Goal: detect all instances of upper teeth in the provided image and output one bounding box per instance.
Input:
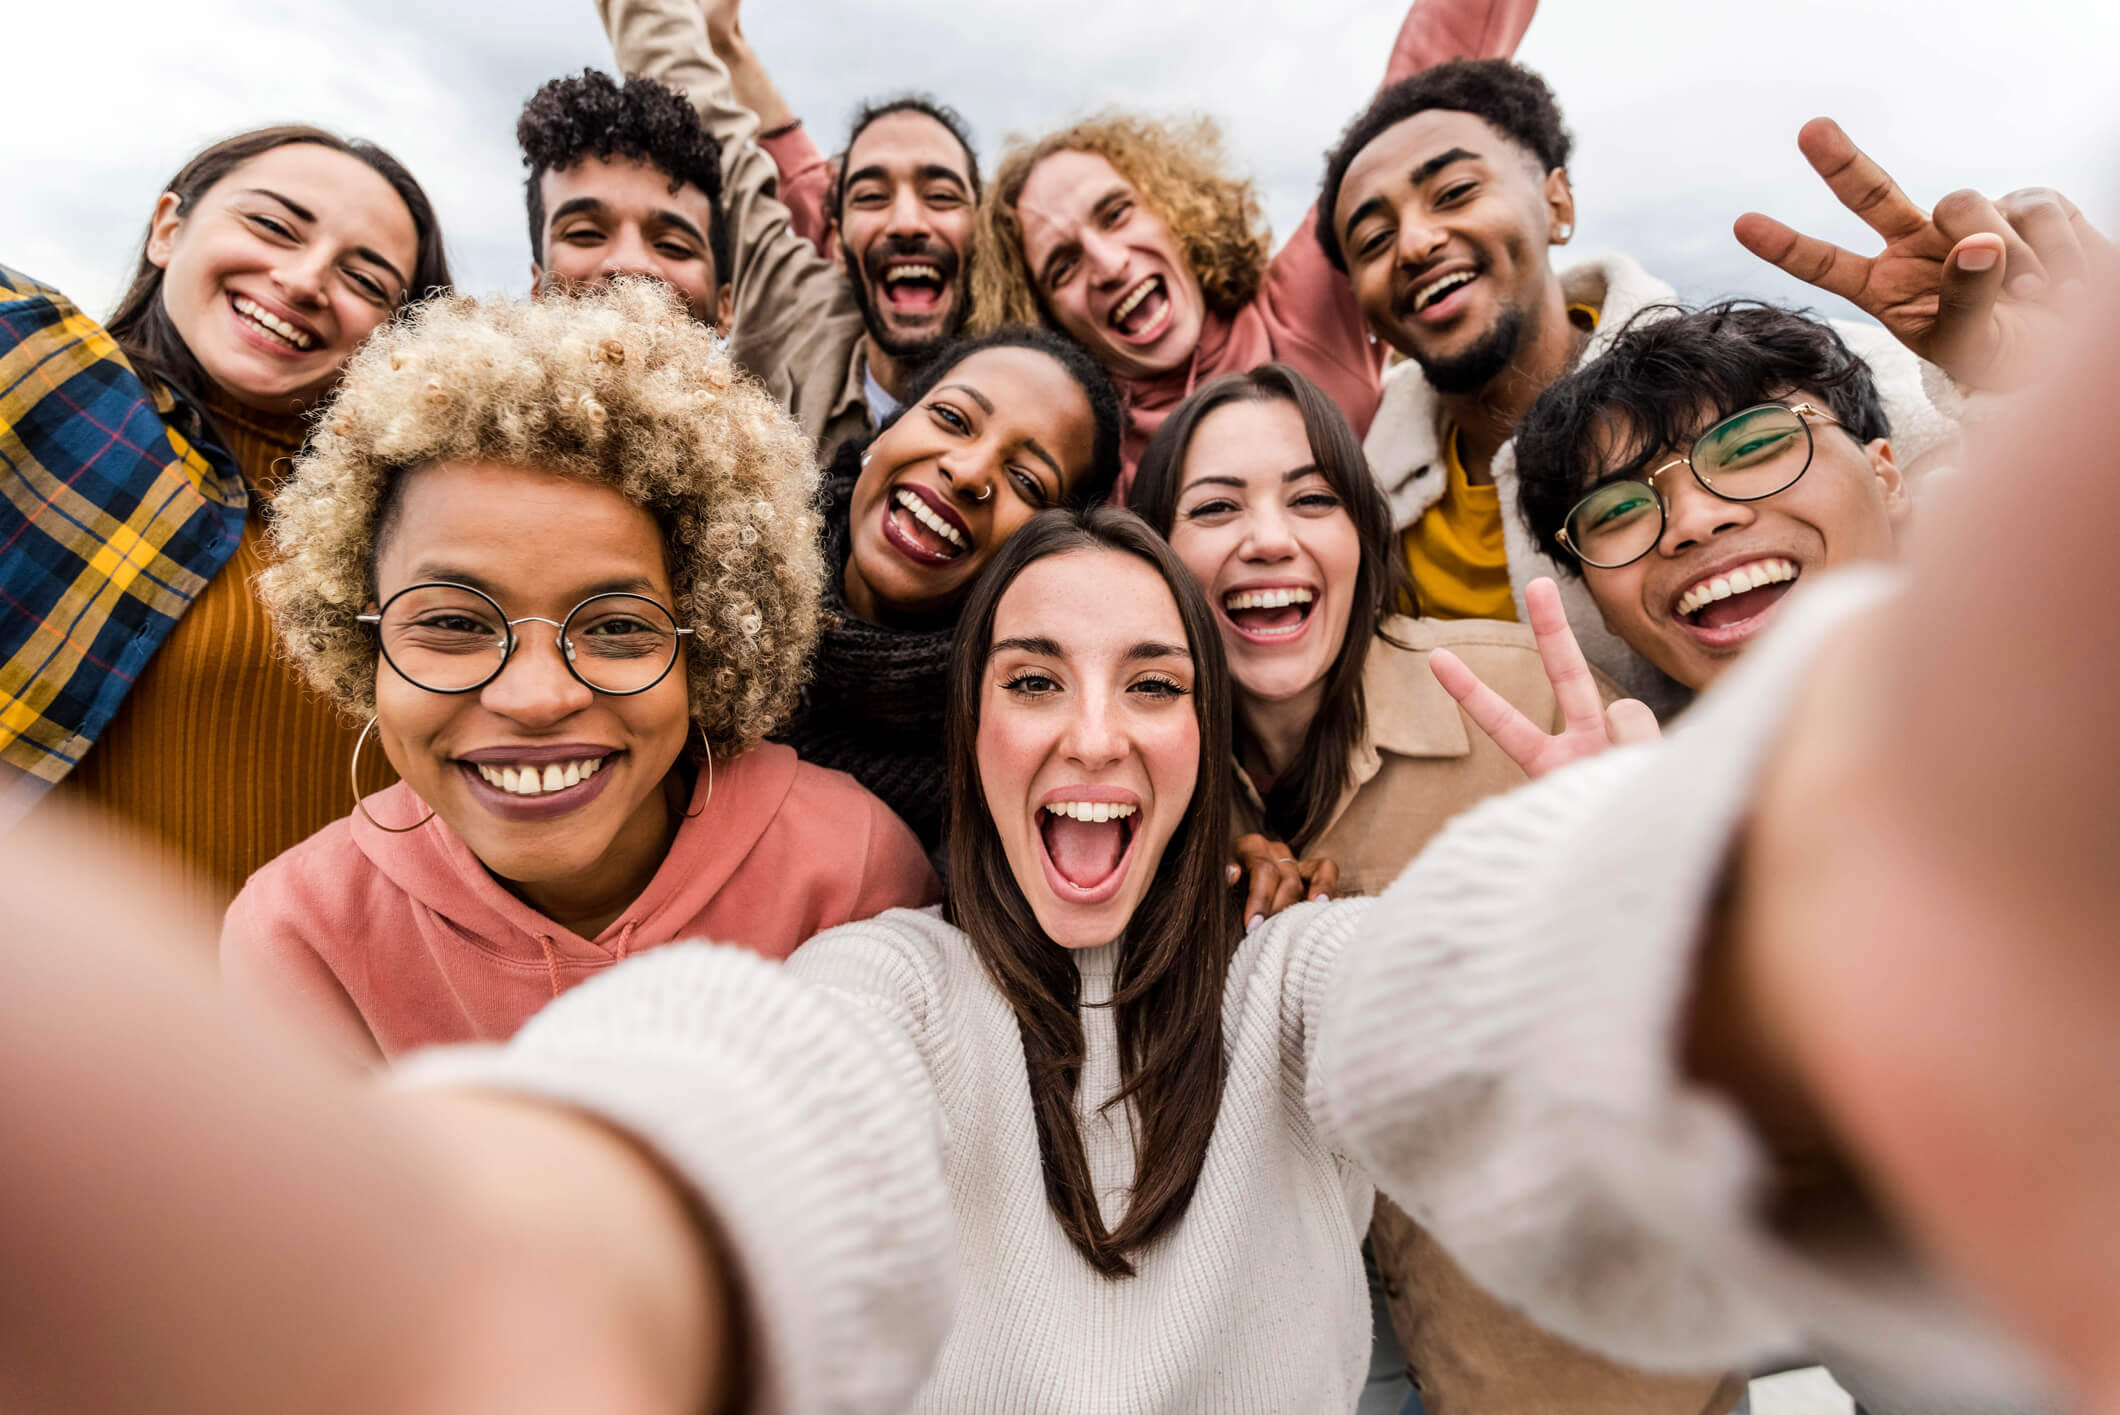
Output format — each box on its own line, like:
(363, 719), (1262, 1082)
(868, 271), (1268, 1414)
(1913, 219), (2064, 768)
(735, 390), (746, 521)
(233, 294), (316, 350)
(474, 756), (606, 796)
(1413, 270), (1475, 311)
(1044, 801), (1137, 822)
(1111, 276), (1160, 325)
(1223, 587), (1314, 611)
(886, 264), (941, 283)
(1675, 558), (1798, 618)
(895, 488), (968, 548)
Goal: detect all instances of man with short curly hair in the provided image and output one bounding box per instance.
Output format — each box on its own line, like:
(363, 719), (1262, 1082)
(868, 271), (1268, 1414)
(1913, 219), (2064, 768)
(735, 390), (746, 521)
(519, 68), (735, 332)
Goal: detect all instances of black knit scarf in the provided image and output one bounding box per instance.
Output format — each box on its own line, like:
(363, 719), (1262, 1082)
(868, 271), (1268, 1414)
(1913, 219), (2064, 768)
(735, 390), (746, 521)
(773, 451), (958, 853)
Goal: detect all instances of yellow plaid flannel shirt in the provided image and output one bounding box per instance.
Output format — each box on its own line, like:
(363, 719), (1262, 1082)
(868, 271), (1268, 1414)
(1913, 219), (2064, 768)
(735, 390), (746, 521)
(0, 264), (247, 825)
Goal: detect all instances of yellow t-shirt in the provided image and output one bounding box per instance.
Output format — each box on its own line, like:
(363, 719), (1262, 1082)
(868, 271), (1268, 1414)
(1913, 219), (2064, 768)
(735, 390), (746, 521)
(1400, 303), (1602, 621)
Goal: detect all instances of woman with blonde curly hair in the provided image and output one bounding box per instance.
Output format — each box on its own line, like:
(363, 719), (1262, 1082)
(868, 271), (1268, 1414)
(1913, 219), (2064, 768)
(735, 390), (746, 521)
(969, 0), (1534, 497)
(220, 282), (937, 1064)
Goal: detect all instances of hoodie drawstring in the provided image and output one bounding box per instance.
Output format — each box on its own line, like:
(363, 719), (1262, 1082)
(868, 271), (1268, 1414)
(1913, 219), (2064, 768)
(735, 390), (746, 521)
(536, 933), (562, 1000)
(616, 920), (638, 962)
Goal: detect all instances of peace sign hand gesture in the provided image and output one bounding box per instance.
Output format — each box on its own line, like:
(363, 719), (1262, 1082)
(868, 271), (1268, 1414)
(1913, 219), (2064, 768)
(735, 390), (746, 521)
(1734, 118), (2111, 391)
(1429, 578), (1661, 782)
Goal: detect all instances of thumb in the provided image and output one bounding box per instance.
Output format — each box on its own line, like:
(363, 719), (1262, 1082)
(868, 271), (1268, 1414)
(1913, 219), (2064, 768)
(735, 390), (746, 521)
(1605, 697), (1662, 747)
(1932, 233), (2009, 386)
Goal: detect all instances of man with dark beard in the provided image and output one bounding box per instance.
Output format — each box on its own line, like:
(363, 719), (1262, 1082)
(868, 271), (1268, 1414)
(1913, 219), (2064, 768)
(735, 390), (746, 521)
(590, 0), (978, 464)
(1316, 61), (1954, 653)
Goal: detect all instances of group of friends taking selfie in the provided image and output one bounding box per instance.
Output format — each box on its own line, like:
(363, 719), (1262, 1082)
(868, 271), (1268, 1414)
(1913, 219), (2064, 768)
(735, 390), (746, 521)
(3, 0), (2116, 1412)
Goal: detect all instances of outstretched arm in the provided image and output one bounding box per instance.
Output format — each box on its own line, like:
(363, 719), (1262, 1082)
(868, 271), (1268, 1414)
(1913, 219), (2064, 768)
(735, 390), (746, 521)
(1383, 0), (1537, 88)
(700, 0), (836, 252)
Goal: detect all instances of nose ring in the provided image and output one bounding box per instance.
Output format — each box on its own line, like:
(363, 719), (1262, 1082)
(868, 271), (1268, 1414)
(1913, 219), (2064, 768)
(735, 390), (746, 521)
(971, 484), (993, 503)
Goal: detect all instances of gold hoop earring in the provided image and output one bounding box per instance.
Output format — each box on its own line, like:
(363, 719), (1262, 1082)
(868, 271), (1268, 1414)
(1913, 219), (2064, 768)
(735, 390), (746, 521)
(683, 722), (715, 820)
(351, 716), (434, 833)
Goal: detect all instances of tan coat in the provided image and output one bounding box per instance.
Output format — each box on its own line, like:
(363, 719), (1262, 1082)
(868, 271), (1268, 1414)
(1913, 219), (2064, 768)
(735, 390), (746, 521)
(1236, 617), (1743, 1415)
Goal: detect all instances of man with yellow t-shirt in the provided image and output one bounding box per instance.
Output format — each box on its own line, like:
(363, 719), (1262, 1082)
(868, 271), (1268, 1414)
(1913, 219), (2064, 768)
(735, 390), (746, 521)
(1316, 58), (1949, 709)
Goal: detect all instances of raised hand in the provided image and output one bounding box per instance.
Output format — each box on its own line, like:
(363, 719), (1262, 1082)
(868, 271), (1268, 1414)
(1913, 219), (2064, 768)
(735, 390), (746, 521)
(1229, 833), (1339, 929)
(699, 0), (743, 50)
(1429, 577), (1660, 780)
(1734, 118), (2111, 391)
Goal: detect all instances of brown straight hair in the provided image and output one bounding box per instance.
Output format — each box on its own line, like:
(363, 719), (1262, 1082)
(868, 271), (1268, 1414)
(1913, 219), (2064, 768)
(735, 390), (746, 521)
(1131, 364), (1412, 853)
(105, 125), (453, 412)
(943, 506), (1240, 1278)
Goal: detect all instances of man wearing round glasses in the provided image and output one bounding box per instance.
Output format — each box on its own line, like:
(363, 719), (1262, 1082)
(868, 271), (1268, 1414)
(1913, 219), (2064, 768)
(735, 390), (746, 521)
(1515, 300), (1910, 695)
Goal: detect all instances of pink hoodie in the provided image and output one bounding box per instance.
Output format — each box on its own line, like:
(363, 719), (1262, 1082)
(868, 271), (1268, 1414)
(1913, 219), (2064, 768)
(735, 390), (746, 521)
(221, 742), (937, 1062)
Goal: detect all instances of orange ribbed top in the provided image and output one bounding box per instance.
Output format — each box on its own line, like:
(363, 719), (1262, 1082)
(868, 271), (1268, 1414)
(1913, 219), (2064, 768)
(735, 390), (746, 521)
(58, 393), (394, 924)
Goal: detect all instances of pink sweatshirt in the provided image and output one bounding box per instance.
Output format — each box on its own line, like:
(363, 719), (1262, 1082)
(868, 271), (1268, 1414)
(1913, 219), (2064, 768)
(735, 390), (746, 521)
(221, 742), (938, 1062)
(757, 0), (1538, 501)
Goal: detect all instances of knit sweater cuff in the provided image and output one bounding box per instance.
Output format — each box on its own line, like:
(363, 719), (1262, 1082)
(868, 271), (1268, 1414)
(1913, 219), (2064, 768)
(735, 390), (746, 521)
(397, 942), (953, 1414)
(1314, 568), (2037, 1399)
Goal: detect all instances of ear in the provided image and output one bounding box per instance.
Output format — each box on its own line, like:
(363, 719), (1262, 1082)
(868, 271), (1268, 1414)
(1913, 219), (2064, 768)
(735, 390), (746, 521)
(714, 283), (734, 334)
(145, 192), (186, 270)
(529, 261), (548, 295)
(1866, 437), (1913, 530)
(1544, 168), (1576, 247)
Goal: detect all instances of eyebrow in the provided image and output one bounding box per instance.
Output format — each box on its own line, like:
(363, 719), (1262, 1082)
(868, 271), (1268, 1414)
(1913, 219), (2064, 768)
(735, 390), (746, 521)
(989, 635), (1192, 664)
(937, 382), (993, 414)
(549, 196), (706, 247)
(844, 162), (969, 193)
(1125, 641), (1190, 663)
(400, 568), (662, 603)
(1179, 463), (1323, 495)
(246, 187), (408, 290)
(1338, 149), (1479, 248)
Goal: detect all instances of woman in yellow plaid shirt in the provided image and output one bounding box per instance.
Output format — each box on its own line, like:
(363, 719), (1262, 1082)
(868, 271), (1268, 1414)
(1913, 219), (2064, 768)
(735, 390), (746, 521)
(0, 126), (450, 918)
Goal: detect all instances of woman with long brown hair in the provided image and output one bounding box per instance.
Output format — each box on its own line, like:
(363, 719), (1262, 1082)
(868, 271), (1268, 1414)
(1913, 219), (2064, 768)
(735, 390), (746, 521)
(1, 124), (452, 915)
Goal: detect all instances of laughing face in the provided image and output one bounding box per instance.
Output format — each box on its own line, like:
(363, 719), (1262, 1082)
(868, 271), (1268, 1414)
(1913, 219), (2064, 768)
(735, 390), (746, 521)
(1014, 150), (1207, 381)
(1165, 398), (1361, 712)
(1331, 109), (1572, 392)
(977, 548), (1200, 948)
(837, 109), (977, 358)
(843, 345), (1097, 622)
(147, 142), (419, 413)
(1579, 395), (1910, 690)
(370, 459), (692, 923)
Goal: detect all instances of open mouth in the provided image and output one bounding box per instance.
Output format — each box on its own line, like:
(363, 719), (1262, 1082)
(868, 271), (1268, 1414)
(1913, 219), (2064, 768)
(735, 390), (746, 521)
(1108, 274), (1172, 343)
(1395, 264), (1481, 325)
(878, 258), (951, 315)
(1674, 557), (1800, 642)
(881, 483), (972, 567)
(230, 293), (318, 352)
(1037, 798), (1140, 904)
(1220, 585), (1316, 644)
(458, 750), (618, 819)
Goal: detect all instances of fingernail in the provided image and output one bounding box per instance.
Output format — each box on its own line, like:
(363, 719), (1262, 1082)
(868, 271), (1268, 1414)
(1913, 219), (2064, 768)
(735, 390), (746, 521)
(1226, 863), (1240, 883)
(1312, 892), (1329, 903)
(1957, 245), (1998, 272)
(2007, 273), (2044, 298)
(1247, 914), (1264, 931)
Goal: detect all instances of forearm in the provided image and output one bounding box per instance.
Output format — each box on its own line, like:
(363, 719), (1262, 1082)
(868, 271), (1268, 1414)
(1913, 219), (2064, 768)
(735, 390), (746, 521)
(1384, 0), (1535, 87)
(714, 31), (795, 133)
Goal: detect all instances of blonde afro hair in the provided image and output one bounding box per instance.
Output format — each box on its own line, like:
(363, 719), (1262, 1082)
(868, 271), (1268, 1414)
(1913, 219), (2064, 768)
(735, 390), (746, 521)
(971, 113), (1270, 337)
(259, 280), (824, 755)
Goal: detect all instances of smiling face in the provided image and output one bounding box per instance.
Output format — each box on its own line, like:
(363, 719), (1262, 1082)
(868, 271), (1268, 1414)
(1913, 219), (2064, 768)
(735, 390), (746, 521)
(1165, 398), (1361, 712)
(1578, 395), (1910, 690)
(1332, 109), (1571, 390)
(534, 154), (731, 329)
(844, 345), (1097, 621)
(977, 548), (1200, 948)
(370, 459), (692, 920)
(148, 143), (419, 413)
(1014, 150), (1206, 381)
(836, 109), (977, 358)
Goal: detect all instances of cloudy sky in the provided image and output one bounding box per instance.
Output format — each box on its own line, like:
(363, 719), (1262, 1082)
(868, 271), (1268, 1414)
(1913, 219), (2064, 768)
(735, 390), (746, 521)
(9, 0), (2116, 324)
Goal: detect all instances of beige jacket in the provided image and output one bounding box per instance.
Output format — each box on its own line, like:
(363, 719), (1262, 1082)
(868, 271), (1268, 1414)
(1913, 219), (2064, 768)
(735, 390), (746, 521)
(1236, 616), (1741, 1415)
(600, 0), (876, 466)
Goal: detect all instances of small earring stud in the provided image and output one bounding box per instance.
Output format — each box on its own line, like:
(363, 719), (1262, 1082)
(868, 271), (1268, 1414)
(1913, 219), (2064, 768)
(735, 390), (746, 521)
(1555, 224), (1572, 240)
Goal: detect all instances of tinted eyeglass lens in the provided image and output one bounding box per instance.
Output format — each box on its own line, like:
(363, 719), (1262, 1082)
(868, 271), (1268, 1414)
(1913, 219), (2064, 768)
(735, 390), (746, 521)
(377, 585), (507, 692)
(562, 595), (683, 694)
(1566, 479), (1664, 567)
(1694, 404), (1811, 497)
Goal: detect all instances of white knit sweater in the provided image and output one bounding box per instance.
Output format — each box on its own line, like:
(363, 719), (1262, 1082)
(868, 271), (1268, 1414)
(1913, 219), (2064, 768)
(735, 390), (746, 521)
(407, 571), (2043, 1415)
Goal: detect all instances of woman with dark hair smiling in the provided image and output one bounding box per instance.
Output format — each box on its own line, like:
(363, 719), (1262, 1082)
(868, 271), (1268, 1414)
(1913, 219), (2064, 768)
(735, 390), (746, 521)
(2, 124), (452, 913)
(1132, 366), (1717, 1414)
(773, 324), (1123, 853)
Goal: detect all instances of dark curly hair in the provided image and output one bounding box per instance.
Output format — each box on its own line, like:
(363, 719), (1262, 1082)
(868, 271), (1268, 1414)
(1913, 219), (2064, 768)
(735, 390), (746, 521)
(1316, 59), (1573, 272)
(517, 69), (731, 293)
(834, 94), (982, 217)
(1515, 300), (1891, 576)
(880, 325), (1126, 507)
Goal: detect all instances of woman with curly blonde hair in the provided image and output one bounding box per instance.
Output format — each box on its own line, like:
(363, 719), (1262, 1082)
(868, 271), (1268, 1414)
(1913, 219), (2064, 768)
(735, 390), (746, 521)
(969, 0), (1534, 497)
(220, 282), (937, 1065)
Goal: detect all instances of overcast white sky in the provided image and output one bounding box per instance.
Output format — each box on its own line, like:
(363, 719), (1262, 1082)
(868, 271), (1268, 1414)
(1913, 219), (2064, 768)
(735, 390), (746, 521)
(8, 0), (2115, 325)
